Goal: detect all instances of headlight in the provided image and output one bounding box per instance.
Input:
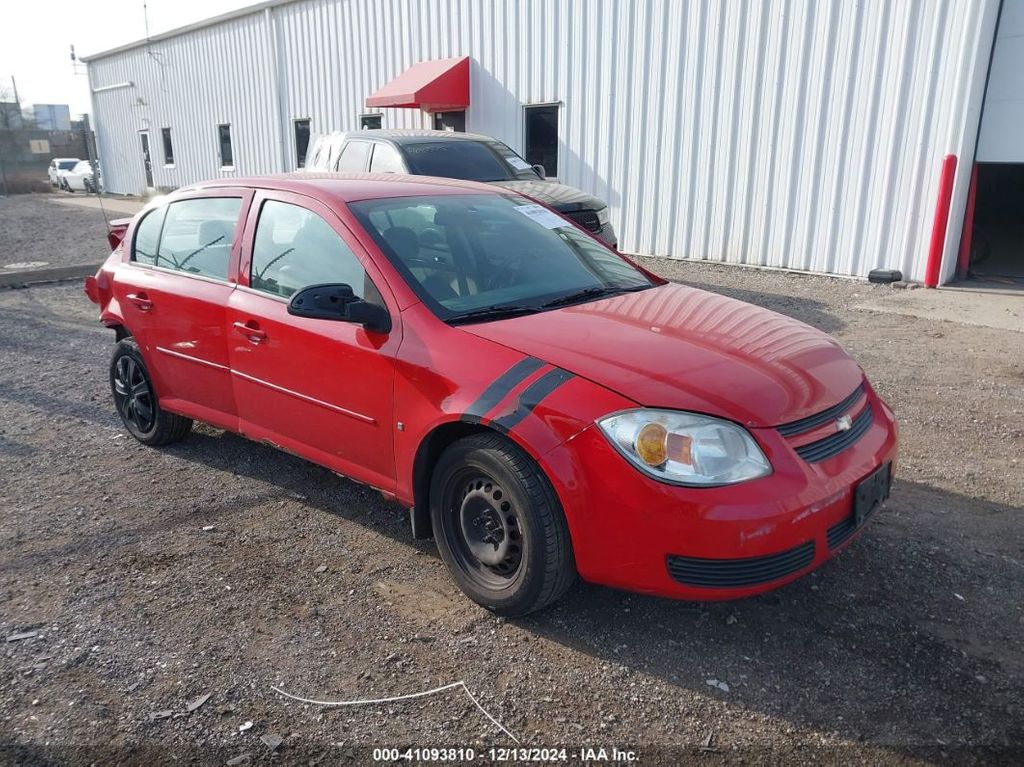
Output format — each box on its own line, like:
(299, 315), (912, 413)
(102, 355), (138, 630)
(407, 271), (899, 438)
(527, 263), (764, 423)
(596, 206), (610, 226)
(597, 409), (771, 486)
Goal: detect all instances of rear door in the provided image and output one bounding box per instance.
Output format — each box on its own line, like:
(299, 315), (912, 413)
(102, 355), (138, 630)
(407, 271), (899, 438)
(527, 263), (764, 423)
(226, 191), (400, 490)
(114, 190), (251, 429)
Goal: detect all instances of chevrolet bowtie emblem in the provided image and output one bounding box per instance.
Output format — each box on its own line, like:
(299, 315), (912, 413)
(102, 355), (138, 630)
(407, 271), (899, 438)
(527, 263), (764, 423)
(835, 414), (853, 432)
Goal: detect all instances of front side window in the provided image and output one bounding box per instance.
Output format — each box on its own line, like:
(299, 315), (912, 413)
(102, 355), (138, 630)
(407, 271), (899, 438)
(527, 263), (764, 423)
(335, 140), (371, 172)
(369, 143), (404, 173)
(218, 124), (233, 168)
(154, 197), (242, 280)
(161, 127), (174, 165)
(349, 194), (653, 322)
(294, 119), (311, 168)
(250, 200), (372, 300)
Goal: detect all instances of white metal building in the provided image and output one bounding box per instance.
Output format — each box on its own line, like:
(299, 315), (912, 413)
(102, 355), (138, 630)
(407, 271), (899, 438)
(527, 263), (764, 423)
(84, 0), (1024, 286)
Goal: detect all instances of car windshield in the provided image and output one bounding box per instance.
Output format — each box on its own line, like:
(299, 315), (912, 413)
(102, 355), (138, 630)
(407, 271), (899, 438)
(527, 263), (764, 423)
(401, 141), (539, 182)
(58, 160), (78, 170)
(349, 193), (655, 323)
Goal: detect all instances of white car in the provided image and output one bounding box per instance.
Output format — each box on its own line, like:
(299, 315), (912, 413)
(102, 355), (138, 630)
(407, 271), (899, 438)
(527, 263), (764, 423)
(48, 158), (80, 187)
(60, 160), (97, 193)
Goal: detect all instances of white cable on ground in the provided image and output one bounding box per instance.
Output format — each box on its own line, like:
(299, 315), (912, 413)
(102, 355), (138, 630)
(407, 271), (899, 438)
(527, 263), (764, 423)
(271, 681), (521, 744)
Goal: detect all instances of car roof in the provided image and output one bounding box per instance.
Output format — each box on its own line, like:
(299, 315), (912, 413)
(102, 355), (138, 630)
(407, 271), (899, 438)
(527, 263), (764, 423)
(318, 129), (500, 145)
(179, 172), (511, 204)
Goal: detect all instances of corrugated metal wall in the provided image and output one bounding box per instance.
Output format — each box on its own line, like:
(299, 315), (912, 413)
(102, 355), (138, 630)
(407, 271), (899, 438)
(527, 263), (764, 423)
(88, 0), (1000, 283)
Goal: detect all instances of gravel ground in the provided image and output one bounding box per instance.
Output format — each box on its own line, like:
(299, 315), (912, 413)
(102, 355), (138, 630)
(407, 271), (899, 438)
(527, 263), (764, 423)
(0, 199), (1022, 764)
(0, 194), (116, 270)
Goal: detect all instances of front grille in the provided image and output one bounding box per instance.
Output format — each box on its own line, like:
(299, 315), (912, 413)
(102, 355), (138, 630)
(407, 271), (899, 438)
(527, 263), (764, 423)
(563, 209), (601, 232)
(777, 384), (865, 437)
(666, 540), (815, 588)
(794, 404), (873, 463)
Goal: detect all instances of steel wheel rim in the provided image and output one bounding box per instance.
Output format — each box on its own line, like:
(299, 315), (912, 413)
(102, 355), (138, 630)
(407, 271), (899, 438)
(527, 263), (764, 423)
(113, 355), (155, 434)
(444, 469), (525, 588)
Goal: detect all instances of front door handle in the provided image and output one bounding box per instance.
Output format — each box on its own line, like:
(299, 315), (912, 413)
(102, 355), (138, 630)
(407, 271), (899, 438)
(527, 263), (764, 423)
(233, 320), (268, 344)
(126, 292), (153, 311)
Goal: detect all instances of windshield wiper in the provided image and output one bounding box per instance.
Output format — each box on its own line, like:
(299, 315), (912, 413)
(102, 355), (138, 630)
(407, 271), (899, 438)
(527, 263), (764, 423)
(539, 284), (648, 309)
(446, 305), (541, 325)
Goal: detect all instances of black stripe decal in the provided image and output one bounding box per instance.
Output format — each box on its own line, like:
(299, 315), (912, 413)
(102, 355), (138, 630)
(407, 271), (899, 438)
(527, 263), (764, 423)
(465, 356), (545, 418)
(492, 368), (575, 431)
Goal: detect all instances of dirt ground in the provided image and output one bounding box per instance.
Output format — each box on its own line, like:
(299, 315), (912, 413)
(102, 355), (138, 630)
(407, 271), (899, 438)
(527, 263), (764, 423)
(0, 194), (1022, 765)
(0, 194), (127, 270)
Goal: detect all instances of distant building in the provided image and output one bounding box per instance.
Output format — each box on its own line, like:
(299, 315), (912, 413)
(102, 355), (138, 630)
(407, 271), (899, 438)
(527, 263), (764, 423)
(32, 104), (72, 131)
(83, 0), (1024, 285)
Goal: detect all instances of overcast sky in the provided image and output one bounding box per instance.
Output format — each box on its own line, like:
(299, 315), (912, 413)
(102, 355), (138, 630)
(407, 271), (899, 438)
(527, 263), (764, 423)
(0, 0), (257, 116)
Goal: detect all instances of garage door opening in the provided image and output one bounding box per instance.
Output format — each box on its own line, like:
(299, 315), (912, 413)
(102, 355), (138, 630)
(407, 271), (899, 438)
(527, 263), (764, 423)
(967, 163), (1024, 283)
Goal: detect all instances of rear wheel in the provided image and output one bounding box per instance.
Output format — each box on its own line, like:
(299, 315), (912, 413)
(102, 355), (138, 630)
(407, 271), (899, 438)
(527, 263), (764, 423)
(110, 339), (192, 446)
(430, 433), (576, 616)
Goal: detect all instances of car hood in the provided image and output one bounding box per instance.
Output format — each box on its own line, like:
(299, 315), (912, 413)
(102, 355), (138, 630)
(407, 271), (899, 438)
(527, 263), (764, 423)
(490, 180), (605, 212)
(463, 282), (863, 428)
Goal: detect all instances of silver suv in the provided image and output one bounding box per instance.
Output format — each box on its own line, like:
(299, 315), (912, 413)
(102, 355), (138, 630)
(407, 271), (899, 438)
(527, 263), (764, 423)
(305, 130), (617, 247)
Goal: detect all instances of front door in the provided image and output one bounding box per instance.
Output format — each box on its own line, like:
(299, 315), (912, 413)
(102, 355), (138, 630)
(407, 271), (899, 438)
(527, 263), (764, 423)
(139, 131), (154, 188)
(227, 191), (399, 491)
(433, 111), (466, 132)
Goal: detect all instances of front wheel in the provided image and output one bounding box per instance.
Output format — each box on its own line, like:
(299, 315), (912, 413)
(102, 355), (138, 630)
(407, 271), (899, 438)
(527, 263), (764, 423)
(430, 433), (576, 616)
(110, 338), (192, 446)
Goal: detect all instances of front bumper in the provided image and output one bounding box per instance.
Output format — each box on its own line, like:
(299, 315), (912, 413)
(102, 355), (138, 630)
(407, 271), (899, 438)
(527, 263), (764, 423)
(595, 222), (617, 248)
(543, 386), (898, 600)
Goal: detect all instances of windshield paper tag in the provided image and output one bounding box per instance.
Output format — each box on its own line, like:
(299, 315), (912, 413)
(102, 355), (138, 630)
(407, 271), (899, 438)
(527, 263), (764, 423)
(514, 203), (569, 230)
(507, 157), (532, 171)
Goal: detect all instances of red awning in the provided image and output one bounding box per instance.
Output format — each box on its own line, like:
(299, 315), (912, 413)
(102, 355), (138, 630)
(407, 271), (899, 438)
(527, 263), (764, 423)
(366, 57), (470, 112)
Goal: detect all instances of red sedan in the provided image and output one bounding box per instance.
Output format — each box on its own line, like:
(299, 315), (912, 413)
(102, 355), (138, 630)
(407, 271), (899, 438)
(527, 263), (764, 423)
(85, 174), (897, 615)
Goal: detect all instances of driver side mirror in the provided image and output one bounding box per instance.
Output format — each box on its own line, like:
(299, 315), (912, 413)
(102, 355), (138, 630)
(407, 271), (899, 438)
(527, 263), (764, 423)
(532, 164), (547, 180)
(287, 283), (392, 334)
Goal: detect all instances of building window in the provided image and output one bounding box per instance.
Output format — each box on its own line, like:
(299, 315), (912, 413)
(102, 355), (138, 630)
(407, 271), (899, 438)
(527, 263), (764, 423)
(294, 119), (311, 168)
(524, 104), (559, 178)
(360, 114), (382, 130)
(218, 124), (234, 168)
(161, 128), (174, 166)
(433, 111), (466, 132)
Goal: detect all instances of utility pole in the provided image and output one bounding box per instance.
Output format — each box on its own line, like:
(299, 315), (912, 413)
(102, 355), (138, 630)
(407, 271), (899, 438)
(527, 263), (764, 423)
(0, 77), (12, 196)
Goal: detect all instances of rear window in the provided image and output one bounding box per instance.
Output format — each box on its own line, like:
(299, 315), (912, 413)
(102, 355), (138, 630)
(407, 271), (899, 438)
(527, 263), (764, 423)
(402, 141), (515, 182)
(58, 160), (77, 170)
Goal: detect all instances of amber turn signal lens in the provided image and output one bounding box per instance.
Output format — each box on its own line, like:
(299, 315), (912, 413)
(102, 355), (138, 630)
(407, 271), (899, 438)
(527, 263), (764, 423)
(635, 422), (668, 466)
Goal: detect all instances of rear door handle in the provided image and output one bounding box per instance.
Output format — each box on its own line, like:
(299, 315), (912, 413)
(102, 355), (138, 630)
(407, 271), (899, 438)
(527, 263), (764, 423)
(126, 292), (153, 311)
(233, 320), (268, 344)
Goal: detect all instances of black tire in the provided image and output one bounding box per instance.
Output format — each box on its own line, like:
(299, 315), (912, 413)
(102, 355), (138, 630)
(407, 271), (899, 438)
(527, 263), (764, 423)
(110, 338), (192, 446)
(430, 432), (576, 616)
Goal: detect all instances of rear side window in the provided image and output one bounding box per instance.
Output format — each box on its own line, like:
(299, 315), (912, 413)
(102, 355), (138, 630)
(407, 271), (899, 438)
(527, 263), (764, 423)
(250, 200), (373, 300)
(132, 207), (166, 266)
(151, 197), (242, 280)
(335, 141), (371, 172)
